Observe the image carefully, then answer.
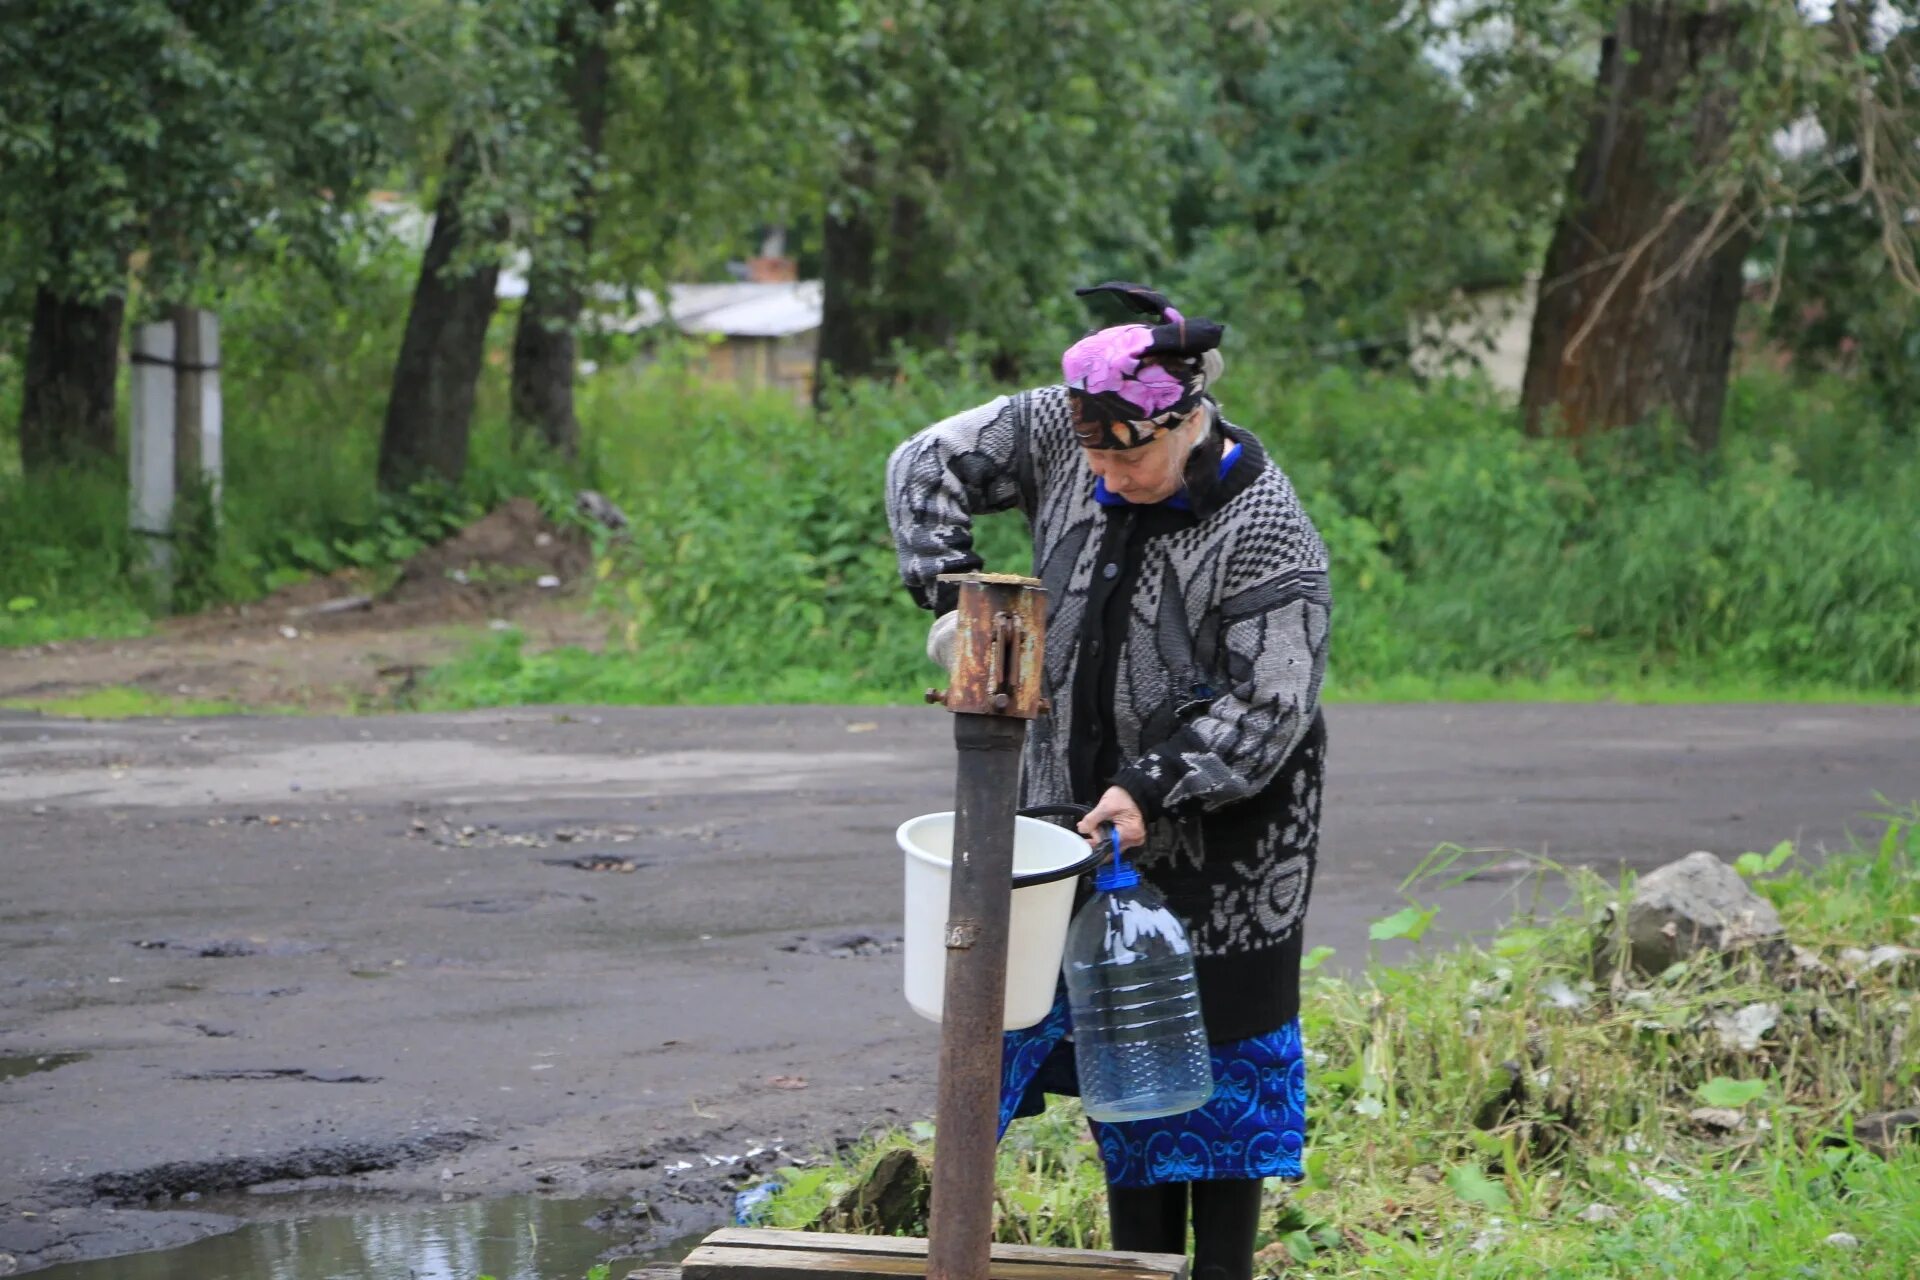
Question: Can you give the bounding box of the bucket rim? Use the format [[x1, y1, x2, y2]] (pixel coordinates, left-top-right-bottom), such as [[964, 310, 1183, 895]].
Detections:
[[896, 811, 1104, 888]]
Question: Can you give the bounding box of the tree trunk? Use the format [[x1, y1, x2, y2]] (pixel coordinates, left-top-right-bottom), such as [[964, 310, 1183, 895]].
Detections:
[[1520, 3, 1753, 449], [378, 136, 504, 493], [509, 0, 615, 458], [18, 286, 125, 473], [510, 273, 585, 458], [815, 183, 951, 402], [882, 187, 952, 353], [815, 191, 885, 398]]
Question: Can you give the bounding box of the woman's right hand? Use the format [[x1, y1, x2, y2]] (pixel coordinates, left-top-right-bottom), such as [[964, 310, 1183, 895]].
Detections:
[[1077, 785, 1147, 851]]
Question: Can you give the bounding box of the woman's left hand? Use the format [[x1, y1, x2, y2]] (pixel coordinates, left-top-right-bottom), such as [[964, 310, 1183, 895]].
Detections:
[[1077, 785, 1147, 851]]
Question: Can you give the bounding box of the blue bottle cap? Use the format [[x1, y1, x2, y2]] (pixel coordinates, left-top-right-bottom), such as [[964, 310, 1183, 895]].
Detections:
[[1094, 827, 1140, 892]]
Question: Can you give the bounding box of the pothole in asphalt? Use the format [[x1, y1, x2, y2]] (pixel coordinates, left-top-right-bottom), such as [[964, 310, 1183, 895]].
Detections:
[[426, 891, 597, 914], [779, 931, 902, 958], [31, 1193, 704, 1280], [167, 1021, 236, 1038], [175, 1067, 380, 1084], [407, 817, 650, 850], [541, 854, 650, 873], [131, 937, 327, 958], [0, 1050, 90, 1080]]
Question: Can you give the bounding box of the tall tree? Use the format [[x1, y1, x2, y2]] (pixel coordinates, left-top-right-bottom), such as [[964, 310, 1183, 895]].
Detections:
[[1520, 4, 1753, 445], [374, 0, 571, 492], [378, 136, 507, 491], [18, 288, 124, 472], [509, 0, 616, 459], [0, 0, 391, 473], [1519, 0, 1920, 445]]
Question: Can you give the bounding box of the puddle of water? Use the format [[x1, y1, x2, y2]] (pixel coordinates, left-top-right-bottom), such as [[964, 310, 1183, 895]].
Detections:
[[0, 1051, 90, 1080], [35, 1193, 700, 1280]]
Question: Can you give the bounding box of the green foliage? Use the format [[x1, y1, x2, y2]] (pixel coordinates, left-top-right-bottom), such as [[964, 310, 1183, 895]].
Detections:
[[594, 2, 824, 285], [419, 358, 1919, 707], [0, 0, 399, 310], [1367, 903, 1438, 944], [0, 229, 564, 637], [1695, 1077, 1768, 1109], [165, 230, 524, 609], [1736, 840, 1797, 880], [1164, 0, 1586, 367], [806, 0, 1194, 368], [0, 459, 151, 646], [764, 807, 1920, 1277], [1758, 3, 1920, 432], [7, 312, 1917, 707], [1444, 1162, 1512, 1213]]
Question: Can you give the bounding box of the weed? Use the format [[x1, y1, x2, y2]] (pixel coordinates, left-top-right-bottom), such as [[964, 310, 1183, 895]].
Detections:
[[762, 807, 1920, 1277]]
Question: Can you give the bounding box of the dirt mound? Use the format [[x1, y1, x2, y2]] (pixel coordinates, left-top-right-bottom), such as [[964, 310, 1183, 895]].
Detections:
[[166, 498, 594, 642], [386, 497, 593, 610], [1, 500, 611, 712]]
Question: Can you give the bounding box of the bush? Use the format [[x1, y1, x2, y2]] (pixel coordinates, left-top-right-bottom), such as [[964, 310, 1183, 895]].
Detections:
[[3, 271, 1915, 702], [0, 235, 568, 638], [493, 358, 1919, 704]]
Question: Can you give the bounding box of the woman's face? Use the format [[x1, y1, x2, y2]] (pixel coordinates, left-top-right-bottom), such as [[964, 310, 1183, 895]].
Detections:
[[1080, 408, 1206, 504]]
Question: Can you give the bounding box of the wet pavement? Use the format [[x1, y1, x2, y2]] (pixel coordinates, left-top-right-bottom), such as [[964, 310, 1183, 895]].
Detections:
[[1, 702, 1913, 1274]]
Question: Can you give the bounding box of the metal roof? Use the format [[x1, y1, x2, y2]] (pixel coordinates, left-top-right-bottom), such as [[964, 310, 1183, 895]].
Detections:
[[503, 270, 823, 339], [662, 281, 823, 338], [371, 196, 821, 339]]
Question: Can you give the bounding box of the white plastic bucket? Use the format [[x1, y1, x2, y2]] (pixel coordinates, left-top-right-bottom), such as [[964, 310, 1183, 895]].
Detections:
[[897, 809, 1100, 1030]]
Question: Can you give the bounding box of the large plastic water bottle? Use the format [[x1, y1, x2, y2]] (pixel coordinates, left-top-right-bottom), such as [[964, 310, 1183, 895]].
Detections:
[[1064, 830, 1214, 1122]]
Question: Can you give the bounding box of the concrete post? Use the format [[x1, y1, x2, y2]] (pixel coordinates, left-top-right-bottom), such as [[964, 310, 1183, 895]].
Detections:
[[129, 322, 177, 588], [173, 307, 223, 508]]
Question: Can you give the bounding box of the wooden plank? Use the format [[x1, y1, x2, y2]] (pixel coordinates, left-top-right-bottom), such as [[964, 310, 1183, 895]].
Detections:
[[682, 1244, 1184, 1280], [695, 1229, 1186, 1277]]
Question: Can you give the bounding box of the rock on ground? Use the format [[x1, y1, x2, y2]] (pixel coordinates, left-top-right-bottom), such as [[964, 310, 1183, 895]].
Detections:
[[1613, 851, 1786, 975]]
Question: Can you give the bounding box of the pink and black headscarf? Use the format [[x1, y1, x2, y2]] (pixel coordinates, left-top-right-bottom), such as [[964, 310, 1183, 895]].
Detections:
[[1062, 281, 1225, 450]]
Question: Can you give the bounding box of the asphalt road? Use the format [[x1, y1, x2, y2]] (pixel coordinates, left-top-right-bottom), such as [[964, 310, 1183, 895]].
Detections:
[[1, 702, 1913, 1272]]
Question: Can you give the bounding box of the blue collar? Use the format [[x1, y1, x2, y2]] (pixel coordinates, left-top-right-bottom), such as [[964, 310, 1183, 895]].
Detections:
[[1093, 441, 1242, 510]]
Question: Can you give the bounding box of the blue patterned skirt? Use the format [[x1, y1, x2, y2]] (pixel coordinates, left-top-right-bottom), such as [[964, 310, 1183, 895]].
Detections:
[[996, 990, 1308, 1188]]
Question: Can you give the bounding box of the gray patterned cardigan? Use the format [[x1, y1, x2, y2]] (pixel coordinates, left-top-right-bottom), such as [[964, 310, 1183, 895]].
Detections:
[[886, 384, 1331, 1039]]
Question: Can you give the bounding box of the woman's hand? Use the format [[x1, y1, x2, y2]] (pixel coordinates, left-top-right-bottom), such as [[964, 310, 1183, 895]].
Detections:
[[1077, 785, 1147, 851]]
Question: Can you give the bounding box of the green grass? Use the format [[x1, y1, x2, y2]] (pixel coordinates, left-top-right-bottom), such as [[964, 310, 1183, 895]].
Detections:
[[756, 804, 1920, 1277], [0, 685, 262, 718], [4, 244, 1917, 709], [1328, 669, 1920, 706], [0, 599, 152, 649], [408, 627, 1920, 712], [409, 357, 1919, 712]]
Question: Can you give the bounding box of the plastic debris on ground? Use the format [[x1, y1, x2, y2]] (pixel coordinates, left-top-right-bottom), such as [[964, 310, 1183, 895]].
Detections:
[[734, 1181, 782, 1225]]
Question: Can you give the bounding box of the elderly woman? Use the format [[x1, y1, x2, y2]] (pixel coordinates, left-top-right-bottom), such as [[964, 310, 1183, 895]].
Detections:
[[885, 283, 1329, 1280]]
